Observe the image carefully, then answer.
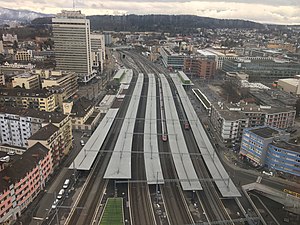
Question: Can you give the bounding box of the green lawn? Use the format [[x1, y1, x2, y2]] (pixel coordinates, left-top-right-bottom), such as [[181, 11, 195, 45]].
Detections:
[[100, 198, 124, 225]]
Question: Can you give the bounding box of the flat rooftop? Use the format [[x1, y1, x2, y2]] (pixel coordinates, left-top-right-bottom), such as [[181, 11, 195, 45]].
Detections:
[[271, 141, 300, 153], [250, 127, 279, 138]]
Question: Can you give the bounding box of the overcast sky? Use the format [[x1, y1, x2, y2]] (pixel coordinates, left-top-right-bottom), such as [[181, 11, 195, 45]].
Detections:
[[3, 0, 300, 24]]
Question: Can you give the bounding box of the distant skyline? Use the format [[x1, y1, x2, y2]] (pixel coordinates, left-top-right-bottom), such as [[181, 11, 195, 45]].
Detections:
[[2, 0, 300, 24]]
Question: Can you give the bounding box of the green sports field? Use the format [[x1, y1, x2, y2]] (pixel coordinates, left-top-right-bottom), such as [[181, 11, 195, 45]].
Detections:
[[100, 198, 124, 225]]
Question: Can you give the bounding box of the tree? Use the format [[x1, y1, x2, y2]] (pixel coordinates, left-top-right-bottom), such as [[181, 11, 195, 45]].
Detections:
[[12, 40, 18, 53]]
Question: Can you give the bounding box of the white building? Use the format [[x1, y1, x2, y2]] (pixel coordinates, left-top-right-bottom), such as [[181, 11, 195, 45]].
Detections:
[[0, 111, 43, 147], [278, 76, 300, 96], [210, 102, 249, 143], [2, 34, 18, 43], [52, 10, 94, 83], [90, 34, 105, 73], [0, 41, 4, 54]]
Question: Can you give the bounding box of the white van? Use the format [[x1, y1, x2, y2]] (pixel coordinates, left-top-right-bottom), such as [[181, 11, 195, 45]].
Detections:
[[63, 179, 70, 189], [57, 189, 65, 199]]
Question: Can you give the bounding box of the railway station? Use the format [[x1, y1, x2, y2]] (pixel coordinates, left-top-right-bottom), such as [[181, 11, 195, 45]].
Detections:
[[104, 74, 144, 179], [171, 74, 241, 197], [160, 74, 202, 191]]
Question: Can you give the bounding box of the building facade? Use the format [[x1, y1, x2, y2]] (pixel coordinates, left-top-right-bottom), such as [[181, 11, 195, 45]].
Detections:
[[239, 126, 290, 166], [41, 70, 78, 101], [266, 141, 300, 177], [0, 143, 53, 224], [12, 73, 40, 89], [210, 103, 249, 143], [0, 88, 56, 112], [0, 107, 72, 155], [222, 57, 300, 81], [184, 56, 216, 79], [90, 34, 105, 73], [52, 10, 94, 83], [160, 47, 186, 70], [14, 50, 32, 62]]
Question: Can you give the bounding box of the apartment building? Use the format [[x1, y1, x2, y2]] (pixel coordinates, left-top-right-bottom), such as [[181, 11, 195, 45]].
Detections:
[[239, 126, 290, 166], [41, 71, 78, 101], [90, 34, 105, 73], [14, 50, 32, 62], [210, 102, 249, 143], [0, 107, 72, 156], [0, 143, 53, 224], [63, 97, 101, 131], [210, 102, 295, 143], [12, 72, 40, 89], [0, 88, 56, 112], [28, 124, 63, 167], [52, 10, 94, 83], [183, 56, 216, 79]]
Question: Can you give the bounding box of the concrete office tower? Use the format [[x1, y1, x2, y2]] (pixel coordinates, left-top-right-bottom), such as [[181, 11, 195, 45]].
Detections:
[[90, 34, 105, 73], [52, 10, 94, 83]]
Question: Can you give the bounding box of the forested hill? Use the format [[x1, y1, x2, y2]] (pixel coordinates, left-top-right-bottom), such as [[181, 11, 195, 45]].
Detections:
[[89, 15, 264, 31], [31, 14, 264, 32]]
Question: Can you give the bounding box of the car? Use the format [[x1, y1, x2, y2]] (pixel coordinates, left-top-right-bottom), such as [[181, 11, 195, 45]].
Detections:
[[7, 151, 15, 155], [63, 179, 70, 189], [80, 140, 85, 146], [51, 199, 59, 209], [262, 171, 273, 176], [57, 189, 65, 199]]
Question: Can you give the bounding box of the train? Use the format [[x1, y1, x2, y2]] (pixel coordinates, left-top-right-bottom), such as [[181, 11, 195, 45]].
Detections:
[[175, 91, 190, 130], [158, 77, 168, 142]]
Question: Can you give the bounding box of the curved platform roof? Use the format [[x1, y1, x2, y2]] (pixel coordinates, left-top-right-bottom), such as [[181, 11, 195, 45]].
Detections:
[[69, 108, 119, 170], [104, 74, 144, 179], [171, 74, 240, 197], [144, 74, 164, 184], [160, 74, 202, 191]]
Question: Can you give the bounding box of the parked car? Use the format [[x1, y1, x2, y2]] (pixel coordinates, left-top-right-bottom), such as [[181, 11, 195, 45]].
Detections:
[[80, 140, 85, 146], [51, 199, 59, 209], [57, 189, 65, 199], [63, 179, 70, 189]]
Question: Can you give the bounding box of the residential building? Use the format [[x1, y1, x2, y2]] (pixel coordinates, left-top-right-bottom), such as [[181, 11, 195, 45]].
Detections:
[[184, 56, 216, 79], [52, 10, 94, 83], [160, 47, 186, 70], [14, 50, 32, 62], [239, 126, 290, 166], [41, 70, 78, 101], [2, 34, 18, 43], [0, 88, 56, 112], [28, 124, 63, 167], [0, 143, 53, 224], [266, 141, 300, 177], [210, 102, 296, 143], [12, 72, 40, 89], [277, 75, 300, 96], [90, 34, 105, 73], [210, 102, 249, 143], [63, 97, 101, 131], [0, 107, 71, 152]]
